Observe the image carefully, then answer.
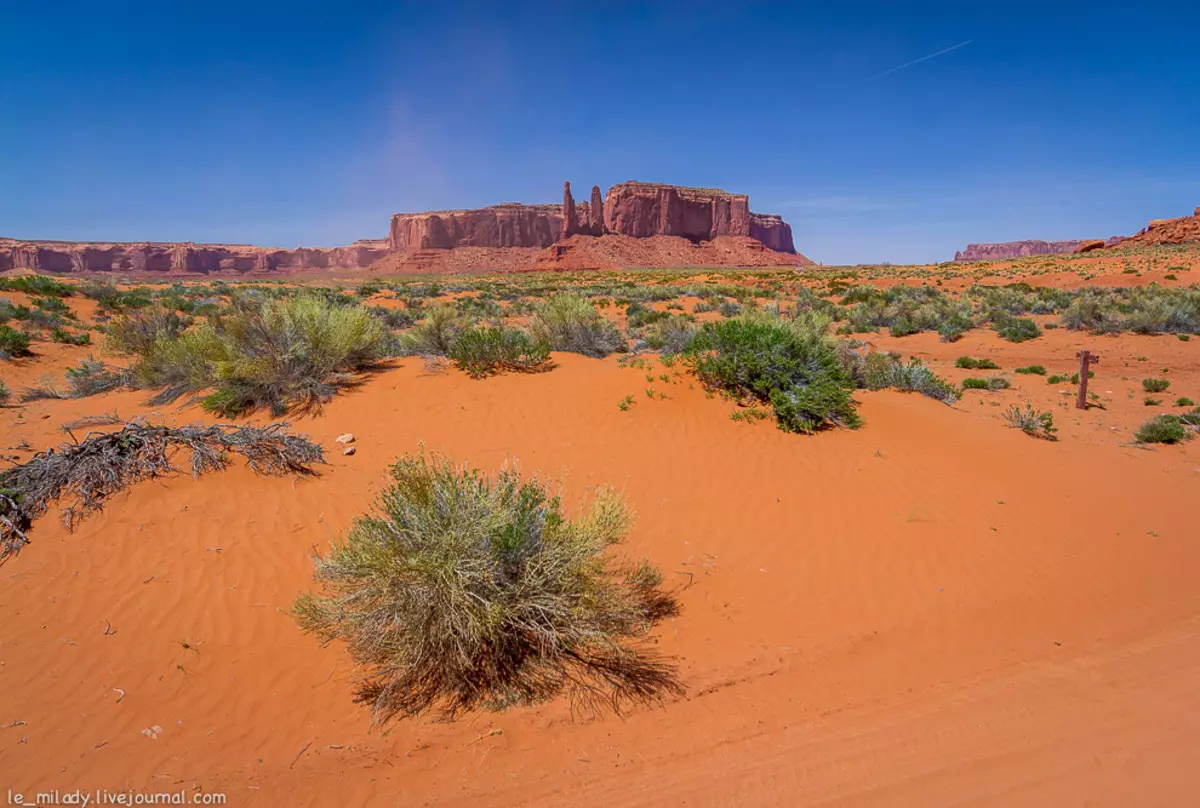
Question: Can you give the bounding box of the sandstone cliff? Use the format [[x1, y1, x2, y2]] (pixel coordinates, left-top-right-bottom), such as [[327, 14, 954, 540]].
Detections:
[[1109, 207, 1200, 248], [601, 182, 795, 253], [388, 204, 562, 251], [953, 240, 1087, 262], [388, 181, 796, 254], [2, 180, 799, 277], [0, 238, 389, 274]]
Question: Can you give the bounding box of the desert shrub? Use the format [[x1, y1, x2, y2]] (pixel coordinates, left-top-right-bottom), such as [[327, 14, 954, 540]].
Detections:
[[717, 300, 743, 318], [447, 326, 551, 378], [1015, 364, 1046, 375], [1176, 397, 1196, 407], [644, 316, 699, 354], [1142, 377, 1170, 393], [0, 325, 33, 358], [87, 285, 153, 313], [994, 316, 1041, 343], [65, 359, 131, 398], [367, 305, 416, 331], [1180, 408, 1200, 427], [1135, 415, 1191, 444], [1003, 402, 1058, 440], [684, 318, 859, 433], [842, 286, 974, 341], [0, 421, 323, 560], [1144, 397, 1162, 406], [107, 308, 190, 356], [0, 379, 9, 405], [292, 453, 680, 724], [0, 275, 74, 297], [50, 327, 91, 346], [400, 305, 464, 356], [955, 356, 999, 370], [843, 350, 958, 403], [116, 295, 384, 415], [531, 294, 625, 358], [200, 295, 384, 415], [962, 376, 1009, 391], [1062, 286, 1200, 334]]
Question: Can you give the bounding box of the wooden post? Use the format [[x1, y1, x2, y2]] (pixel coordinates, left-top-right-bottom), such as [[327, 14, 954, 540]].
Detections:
[[1076, 350, 1099, 410]]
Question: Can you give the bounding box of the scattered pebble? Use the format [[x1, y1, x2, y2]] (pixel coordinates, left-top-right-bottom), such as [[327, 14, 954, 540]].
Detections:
[[142, 725, 163, 740], [335, 433, 356, 445], [343, 446, 357, 456]]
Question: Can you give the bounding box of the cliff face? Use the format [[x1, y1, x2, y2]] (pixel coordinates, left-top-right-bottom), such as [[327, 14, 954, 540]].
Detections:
[[0, 239, 389, 274], [388, 181, 796, 254], [2, 180, 799, 276], [953, 240, 1087, 262], [388, 204, 563, 251]]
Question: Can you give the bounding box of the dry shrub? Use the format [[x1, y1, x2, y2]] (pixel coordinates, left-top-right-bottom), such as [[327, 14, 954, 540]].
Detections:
[[0, 421, 323, 561], [293, 452, 680, 725]]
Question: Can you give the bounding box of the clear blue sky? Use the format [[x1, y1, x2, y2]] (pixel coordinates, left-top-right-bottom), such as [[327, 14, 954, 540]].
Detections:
[[2, 1, 1197, 264]]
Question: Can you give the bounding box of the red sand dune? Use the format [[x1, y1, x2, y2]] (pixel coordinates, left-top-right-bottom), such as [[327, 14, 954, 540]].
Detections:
[[2, 316, 1198, 805]]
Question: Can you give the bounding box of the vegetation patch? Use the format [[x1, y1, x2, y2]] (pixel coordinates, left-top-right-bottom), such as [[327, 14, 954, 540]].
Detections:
[[293, 452, 680, 724], [531, 294, 625, 357], [1003, 402, 1058, 440], [1134, 415, 1192, 445], [685, 318, 860, 433], [447, 326, 551, 378]]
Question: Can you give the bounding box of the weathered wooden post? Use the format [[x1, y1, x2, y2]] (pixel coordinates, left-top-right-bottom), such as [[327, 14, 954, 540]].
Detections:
[[1076, 350, 1099, 409]]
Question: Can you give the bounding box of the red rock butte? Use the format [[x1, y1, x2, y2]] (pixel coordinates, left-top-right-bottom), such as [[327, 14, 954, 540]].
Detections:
[[389, 181, 795, 253], [1, 181, 802, 276]]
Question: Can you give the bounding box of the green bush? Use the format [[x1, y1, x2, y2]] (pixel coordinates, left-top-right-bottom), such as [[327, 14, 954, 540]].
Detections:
[[644, 316, 699, 354], [1047, 374, 1069, 384], [0, 275, 74, 297], [107, 308, 190, 355], [1142, 378, 1170, 393], [447, 326, 551, 378], [1014, 365, 1046, 375], [962, 378, 989, 390], [65, 359, 130, 398], [114, 294, 384, 415], [685, 318, 859, 433], [1176, 397, 1196, 407], [0, 379, 9, 406], [400, 305, 464, 356], [1135, 415, 1192, 444], [995, 316, 1041, 343], [955, 356, 1000, 370], [292, 452, 680, 724], [0, 326, 33, 358], [841, 349, 957, 403], [1003, 402, 1058, 440], [50, 327, 91, 346], [532, 294, 625, 357]]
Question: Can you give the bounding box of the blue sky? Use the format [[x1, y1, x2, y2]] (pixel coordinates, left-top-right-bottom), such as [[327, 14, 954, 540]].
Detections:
[[2, 1, 1197, 264]]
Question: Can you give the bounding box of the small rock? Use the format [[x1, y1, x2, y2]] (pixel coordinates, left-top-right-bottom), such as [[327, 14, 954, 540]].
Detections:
[[335, 433, 356, 445], [343, 446, 357, 456]]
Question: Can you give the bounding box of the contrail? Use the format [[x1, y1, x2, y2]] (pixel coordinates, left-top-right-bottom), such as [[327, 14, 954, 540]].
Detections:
[[867, 40, 973, 80]]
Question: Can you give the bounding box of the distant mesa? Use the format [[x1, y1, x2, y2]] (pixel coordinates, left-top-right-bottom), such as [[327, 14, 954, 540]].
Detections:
[[952, 204, 1200, 262], [0, 181, 801, 276]]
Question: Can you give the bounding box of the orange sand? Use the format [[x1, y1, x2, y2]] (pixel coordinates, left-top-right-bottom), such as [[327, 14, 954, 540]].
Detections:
[[2, 298, 1199, 805]]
